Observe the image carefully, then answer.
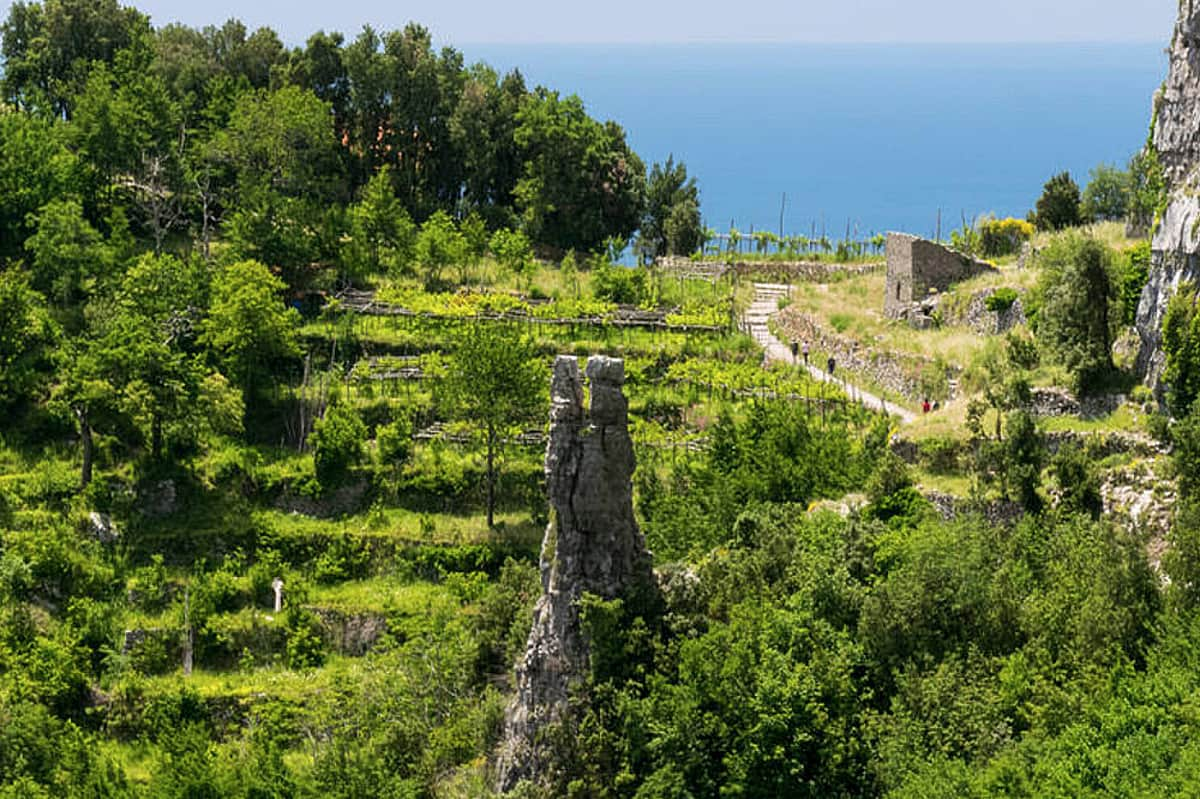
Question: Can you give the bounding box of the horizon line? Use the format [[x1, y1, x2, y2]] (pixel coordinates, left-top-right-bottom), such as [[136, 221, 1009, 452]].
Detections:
[[452, 38, 1167, 47]]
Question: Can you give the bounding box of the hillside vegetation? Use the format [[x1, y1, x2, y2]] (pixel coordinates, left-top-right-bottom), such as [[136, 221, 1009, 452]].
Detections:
[[5, 2, 1200, 798]]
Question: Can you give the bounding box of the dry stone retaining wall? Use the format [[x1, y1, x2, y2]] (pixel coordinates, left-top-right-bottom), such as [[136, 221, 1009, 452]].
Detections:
[[656, 256, 883, 283], [775, 308, 954, 402]]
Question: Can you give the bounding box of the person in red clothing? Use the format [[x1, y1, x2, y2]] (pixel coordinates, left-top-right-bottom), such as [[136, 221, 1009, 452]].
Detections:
[[922, 398, 931, 414]]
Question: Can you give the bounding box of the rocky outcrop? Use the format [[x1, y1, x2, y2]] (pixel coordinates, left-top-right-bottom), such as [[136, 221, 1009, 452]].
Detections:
[[1137, 3, 1200, 390], [1023, 388, 1126, 420], [936, 289, 1028, 335], [1102, 459, 1177, 543], [310, 608, 388, 656], [495, 356, 657, 793]]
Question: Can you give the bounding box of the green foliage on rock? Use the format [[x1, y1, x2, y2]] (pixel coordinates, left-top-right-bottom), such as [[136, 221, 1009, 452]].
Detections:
[[1118, 240, 1152, 327], [1164, 282, 1200, 418], [1127, 141, 1167, 236]]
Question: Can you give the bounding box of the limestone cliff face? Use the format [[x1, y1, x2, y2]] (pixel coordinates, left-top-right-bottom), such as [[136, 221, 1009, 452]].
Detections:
[[495, 355, 656, 792], [1137, 1, 1200, 387]]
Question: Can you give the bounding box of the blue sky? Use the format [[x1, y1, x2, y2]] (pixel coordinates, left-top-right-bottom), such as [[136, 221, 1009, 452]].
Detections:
[[0, 0, 1181, 45]]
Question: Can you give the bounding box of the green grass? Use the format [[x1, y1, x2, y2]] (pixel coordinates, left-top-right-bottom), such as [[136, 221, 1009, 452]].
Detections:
[[307, 576, 459, 615], [256, 505, 543, 548], [138, 654, 364, 702], [1039, 403, 1146, 435]]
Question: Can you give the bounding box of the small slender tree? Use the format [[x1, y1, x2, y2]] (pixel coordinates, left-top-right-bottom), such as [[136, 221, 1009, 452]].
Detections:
[[442, 325, 546, 527]]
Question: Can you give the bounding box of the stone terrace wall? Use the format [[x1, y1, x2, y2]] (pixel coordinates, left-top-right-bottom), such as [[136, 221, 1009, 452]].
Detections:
[[656, 256, 883, 283], [775, 308, 957, 402], [885, 233, 996, 319]]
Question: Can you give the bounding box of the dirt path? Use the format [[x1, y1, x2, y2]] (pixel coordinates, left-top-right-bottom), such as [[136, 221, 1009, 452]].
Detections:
[[743, 283, 918, 424]]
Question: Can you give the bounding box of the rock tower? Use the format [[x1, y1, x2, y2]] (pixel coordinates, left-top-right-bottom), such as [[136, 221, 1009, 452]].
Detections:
[[495, 355, 656, 793], [1136, 1, 1200, 388]]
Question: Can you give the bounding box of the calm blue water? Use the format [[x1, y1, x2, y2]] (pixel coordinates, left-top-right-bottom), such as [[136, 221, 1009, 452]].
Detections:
[[463, 43, 1167, 241]]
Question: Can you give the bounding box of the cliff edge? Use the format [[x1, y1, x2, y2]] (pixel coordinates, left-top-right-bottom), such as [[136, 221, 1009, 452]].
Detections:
[[1137, 1, 1200, 388]]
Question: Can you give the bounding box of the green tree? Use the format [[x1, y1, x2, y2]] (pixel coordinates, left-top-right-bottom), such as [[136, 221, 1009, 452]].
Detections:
[[458, 211, 489, 284], [1033, 233, 1116, 395], [514, 90, 645, 253], [0, 267, 56, 409], [341, 165, 416, 282], [88, 253, 239, 460], [224, 188, 332, 288], [69, 58, 182, 215], [1163, 282, 1200, 418], [0, 110, 79, 259], [1080, 163, 1131, 222], [200, 260, 300, 401], [23, 197, 112, 308], [48, 338, 116, 487], [637, 155, 703, 262], [308, 402, 367, 489], [451, 67, 527, 228], [1034, 171, 1082, 231], [1, 0, 152, 115], [217, 85, 343, 284], [1004, 410, 1045, 513], [489, 227, 534, 289], [415, 210, 466, 289], [218, 85, 341, 201], [442, 325, 546, 527]]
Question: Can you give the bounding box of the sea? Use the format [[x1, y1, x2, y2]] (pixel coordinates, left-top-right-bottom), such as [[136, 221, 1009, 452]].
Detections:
[[462, 42, 1168, 243]]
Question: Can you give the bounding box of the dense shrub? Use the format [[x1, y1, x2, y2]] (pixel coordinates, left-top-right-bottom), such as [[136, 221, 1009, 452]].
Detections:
[[593, 263, 648, 305], [984, 287, 1019, 314], [308, 403, 367, 489], [1033, 233, 1116, 395], [1118, 240, 1152, 327], [978, 217, 1034, 257], [1163, 282, 1200, 417]]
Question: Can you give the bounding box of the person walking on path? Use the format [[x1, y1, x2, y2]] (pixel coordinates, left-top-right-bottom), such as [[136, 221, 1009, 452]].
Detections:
[[802, 341, 810, 367], [922, 398, 931, 414], [827, 355, 836, 377], [791, 340, 799, 364]]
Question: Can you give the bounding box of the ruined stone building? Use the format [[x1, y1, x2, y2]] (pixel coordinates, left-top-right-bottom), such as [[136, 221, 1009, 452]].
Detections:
[[884, 232, 995, 319]]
